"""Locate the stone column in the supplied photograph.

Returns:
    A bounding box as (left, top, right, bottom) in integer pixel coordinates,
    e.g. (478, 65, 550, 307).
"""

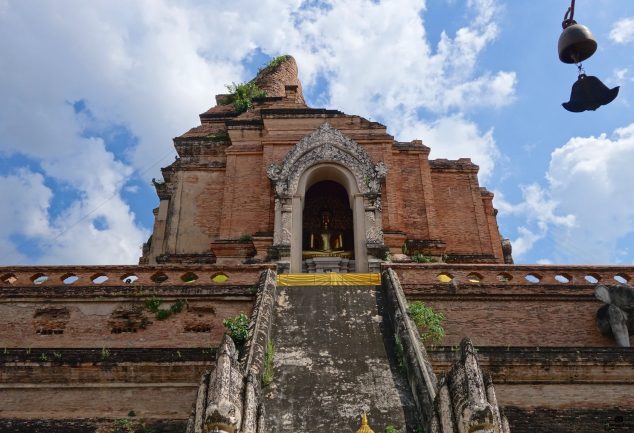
(290, 195, 303, 273)
(353, 194, 368, 272)
(273, 196, 292, 273)
(364, 194, 385, 273)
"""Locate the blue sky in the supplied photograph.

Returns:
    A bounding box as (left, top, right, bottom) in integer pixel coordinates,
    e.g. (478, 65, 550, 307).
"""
(1, 0, 633, 265)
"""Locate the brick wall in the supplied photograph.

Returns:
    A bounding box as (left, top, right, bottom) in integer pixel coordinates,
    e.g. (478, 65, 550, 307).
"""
(192, 169, 226, 239)
(0, 348, 216, 424)
(386, 151, 431, 239)
(389, 263, 634, 347)
(0, 265, 268, 424)
(147, 97, 505, 262)
(430, 167, 493, 256)
(0, 298, 252, 349)
(420, 299, 614, 347)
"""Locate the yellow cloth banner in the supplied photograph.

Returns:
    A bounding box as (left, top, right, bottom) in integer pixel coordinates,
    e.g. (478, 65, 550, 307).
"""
(277, 273, 381, 286)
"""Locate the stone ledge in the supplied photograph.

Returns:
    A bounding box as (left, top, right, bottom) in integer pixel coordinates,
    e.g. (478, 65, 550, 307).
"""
(428, 346, 634, 384)
(0, 284, 256, 299)
(0, 418, 186, 433)
(504, 407, 632, 433)
(0, 348, 218, 365)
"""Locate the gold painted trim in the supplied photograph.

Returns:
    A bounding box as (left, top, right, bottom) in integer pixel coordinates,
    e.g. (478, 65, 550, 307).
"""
(276, 273, 381, 286)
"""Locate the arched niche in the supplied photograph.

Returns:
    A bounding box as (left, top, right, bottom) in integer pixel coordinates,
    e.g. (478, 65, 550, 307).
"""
(292, 163, 366, 273)
(268, 123, 387, 273)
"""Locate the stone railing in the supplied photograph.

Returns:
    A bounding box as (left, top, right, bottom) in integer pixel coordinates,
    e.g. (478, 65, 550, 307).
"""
(382, 268, 437, 428)
(385, 263, 634, 287)
(0, 264, 275, 288)
(186, 269, 278, 433)
(382, 268, 511, 433)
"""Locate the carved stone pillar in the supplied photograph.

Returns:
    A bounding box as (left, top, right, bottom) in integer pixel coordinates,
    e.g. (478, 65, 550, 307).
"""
(186, 270, 277, 433)
(430, 338, 510, 433)
(185, 335, 244, 433)
(270, 197, 292, 272)
(595, 284, 634, 347)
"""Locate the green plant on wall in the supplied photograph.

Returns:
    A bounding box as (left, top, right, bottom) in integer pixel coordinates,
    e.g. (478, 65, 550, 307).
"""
(225, 82, 266, 113)
(407, 301, 445, 345)
(385, 425, 397, 433)
(144, 297, 161, 313)
(144, 297, 186, 321)
(238, 234, 253, 242)
(262, 339, 275, 386)
(111, 417, 156, 433)
(223, 312, 250, 350)
(257, 54, 290, 75)
(206, 131, 229, 141)
(100, 347, 111, 360)
(410, 252, 436, 263)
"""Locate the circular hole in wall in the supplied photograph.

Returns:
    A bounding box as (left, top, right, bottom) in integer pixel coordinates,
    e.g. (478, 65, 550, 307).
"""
(62, 274, 79, 285)
(466, 273, 483, 284)
(614, 274, 630, 285)
(211, 273, 229, 283)
(31, 273, 49, 285)
(525, 274, 541, 284)
(436, 272, 453, 283)
(151, 272, 169, 284)
(554, 274, 571, 283)
(121, 274, 139, 284)
(181, 272, 198, 283)
(91, 274, 109, 284)
(497, 272, 512, 282)
(1, 273, 17, 284)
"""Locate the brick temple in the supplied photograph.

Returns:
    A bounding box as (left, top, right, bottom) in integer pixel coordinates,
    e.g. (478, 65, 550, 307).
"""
(0, 56, 632, 433)
(140, 56, 510, 274)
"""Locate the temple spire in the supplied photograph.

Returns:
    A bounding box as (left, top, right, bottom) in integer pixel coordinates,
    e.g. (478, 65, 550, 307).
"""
(356, 413, 375, 433)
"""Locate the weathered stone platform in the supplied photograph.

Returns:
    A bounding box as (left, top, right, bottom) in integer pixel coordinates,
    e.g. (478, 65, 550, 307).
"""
(264, 284, 419, 432)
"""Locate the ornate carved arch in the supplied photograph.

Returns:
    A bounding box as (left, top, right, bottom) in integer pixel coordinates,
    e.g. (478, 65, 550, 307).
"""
(267, 123, 387, 198)
(267, 123, 387, 272)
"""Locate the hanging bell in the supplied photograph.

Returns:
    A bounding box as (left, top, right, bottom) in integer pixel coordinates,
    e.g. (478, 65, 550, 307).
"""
(558, 23, 598, 64)
(562, 74, 620, 112)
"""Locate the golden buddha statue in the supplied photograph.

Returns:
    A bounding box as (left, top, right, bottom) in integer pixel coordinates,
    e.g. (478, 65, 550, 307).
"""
(303, 208, 352, 259)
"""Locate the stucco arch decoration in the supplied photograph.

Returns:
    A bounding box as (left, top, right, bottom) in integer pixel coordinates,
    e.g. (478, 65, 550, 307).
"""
(267, 123, 387, 272)
(267, 123, 387, 200)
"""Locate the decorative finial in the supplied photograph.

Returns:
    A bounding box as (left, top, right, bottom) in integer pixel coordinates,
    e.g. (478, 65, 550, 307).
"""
(356, 412, 375, 433)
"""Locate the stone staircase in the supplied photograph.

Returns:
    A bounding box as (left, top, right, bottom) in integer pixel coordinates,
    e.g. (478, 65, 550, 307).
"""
(263, 284, 419, 433)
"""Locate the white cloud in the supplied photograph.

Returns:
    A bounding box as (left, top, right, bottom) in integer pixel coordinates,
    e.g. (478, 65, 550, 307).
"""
(397, 114, 500, 180)
(498, 123, 634, 263)
(512, 227, 544, 258)
(609, 17, 634, 44)
(278, 0, 512, 180)
(36, 193, 148, 265)
(0, 170, 51, 238)
(0, 162, 147, 265)
(495, 185, 575, 259)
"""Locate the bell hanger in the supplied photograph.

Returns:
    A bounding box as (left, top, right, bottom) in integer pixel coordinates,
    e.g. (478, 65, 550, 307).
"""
(557, 0, 619, 112)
